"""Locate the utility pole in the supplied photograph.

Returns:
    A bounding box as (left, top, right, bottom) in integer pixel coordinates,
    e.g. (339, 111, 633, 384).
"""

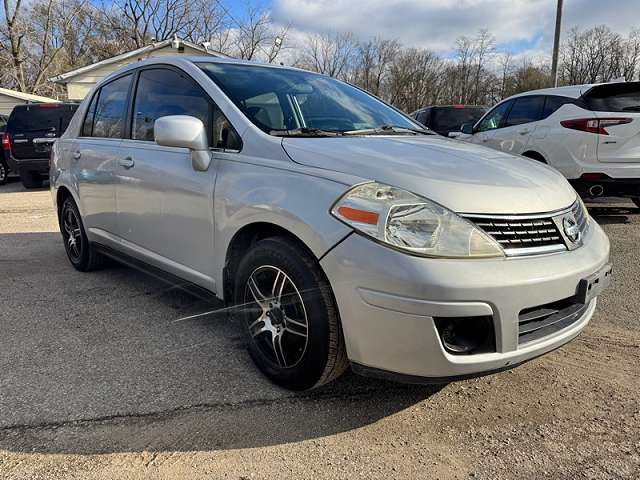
(551, 0, 564, 87)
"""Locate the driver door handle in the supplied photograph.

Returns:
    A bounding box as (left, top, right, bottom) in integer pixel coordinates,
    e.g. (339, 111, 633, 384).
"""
(518, 128, 531, 135)
(73, 150, 81, 160)
(119, 156, 135, 169)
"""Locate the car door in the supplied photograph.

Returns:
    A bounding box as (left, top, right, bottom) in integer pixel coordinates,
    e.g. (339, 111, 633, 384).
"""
(115, 66, 241, 289)
(464, 100, 513, 150)
(498, 95, 546, 154)
(72, 73, 133, 238)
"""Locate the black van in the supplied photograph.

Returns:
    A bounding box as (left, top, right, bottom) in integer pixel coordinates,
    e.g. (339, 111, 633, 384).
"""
(3, 103, 78, 188)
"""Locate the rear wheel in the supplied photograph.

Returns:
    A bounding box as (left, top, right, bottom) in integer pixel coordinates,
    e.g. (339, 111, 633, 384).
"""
(234, 237, 348, 390)
(0, 158, 7, 185)
(20, 170, 44, 189)
(59, 197, 105, 272)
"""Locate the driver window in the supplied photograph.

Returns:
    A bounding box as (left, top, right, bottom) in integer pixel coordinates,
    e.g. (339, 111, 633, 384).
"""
(476, 100, 512, 132)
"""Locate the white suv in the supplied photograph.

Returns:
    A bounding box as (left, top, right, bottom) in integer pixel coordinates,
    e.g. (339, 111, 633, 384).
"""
(458, 81, 640, 207)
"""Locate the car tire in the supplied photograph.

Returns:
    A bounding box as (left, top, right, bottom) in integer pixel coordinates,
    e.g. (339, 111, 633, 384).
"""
(59, 197, 105, 272)
(20, 170, 44, 189)
(633, 198, 640, 209)
(0, 158, 7, 185)
(234, 237, 348, 390)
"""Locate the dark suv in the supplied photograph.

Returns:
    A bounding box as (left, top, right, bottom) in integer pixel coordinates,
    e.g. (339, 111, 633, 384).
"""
(3, 103, 78, 188)
(0, 113, 9, 185)
(412, 105, 487, 137)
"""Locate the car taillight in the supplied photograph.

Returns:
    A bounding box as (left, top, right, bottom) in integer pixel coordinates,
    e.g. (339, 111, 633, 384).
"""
(1, 132, 10, 151)
(560, 118, 632, 135)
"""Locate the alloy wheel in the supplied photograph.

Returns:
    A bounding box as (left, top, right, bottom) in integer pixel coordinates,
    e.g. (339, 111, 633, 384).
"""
(244, 265, 309, 368)
(62, 205, 83, 261)
(0, 162, 5, 183)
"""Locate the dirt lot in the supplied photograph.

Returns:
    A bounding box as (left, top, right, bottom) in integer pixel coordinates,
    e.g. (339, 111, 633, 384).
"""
(0, 178, 638, 480)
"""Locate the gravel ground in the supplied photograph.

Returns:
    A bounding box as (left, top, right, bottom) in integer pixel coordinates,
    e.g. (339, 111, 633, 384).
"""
(0, 178, 638, 480)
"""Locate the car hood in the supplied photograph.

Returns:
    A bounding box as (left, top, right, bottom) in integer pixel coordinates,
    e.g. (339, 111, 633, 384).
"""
(281, 135, 576, 214)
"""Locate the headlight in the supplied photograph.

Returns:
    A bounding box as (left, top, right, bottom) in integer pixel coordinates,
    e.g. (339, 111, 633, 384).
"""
(331, 182, 504, 258)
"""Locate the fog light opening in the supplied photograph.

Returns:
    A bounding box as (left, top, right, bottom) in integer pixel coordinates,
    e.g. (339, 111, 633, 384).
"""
(433, 316, 495, 355)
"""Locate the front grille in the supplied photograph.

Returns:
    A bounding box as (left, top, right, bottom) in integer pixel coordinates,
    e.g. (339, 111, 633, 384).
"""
(518, 297, 588, 344)
(465, 201, 588, 256)
(465, 215, 564, 251)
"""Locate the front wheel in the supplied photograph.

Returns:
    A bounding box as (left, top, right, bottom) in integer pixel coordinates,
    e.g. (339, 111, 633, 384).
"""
(234, 237, 348, 390)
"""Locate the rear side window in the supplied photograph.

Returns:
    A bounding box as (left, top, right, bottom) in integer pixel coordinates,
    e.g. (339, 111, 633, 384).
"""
(82, 92, 100, 136)
(91, 74, 132, 138)
(505, 96, 545, 127)
(582, 82, 640, 112)
(542, 95, 573, 118)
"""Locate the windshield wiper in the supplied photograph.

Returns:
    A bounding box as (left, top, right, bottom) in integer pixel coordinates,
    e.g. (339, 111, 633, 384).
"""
(622, 105, 640, 112)
(343, 125, 434, 136)
(269, 127, 343, 137)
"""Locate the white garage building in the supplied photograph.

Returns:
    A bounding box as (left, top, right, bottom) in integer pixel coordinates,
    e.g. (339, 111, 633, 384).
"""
(49, 37, 226, 101)
(0, 88, 60, 115)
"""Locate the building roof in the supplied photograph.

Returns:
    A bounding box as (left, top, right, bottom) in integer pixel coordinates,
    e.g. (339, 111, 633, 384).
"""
(49, 38, 228, 84)
(0, 87, 60, 103)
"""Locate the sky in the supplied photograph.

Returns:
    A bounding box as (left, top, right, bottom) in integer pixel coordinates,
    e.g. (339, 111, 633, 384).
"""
(243, 0, 640, 61)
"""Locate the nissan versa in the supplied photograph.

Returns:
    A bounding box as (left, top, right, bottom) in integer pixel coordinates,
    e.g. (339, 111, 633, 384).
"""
(50, 57, 612, 390)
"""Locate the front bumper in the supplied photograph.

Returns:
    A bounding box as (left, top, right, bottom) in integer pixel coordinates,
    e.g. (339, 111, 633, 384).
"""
(320, 220, 610, 381)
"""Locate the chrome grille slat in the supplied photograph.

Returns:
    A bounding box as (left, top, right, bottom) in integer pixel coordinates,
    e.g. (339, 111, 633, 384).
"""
(467, 216, 564, 248)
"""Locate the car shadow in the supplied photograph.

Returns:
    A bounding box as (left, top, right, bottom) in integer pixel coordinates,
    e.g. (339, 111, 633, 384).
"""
(0, 175, 49, 192)
(587, 203, 639, 225)
(0, 232, 442, 455)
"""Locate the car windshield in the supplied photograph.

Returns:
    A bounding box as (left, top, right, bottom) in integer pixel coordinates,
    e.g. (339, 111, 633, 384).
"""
(198, 62, 420, 135)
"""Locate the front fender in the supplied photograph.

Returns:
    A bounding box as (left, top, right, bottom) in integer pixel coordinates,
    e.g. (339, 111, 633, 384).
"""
(212, 159, 354, 297)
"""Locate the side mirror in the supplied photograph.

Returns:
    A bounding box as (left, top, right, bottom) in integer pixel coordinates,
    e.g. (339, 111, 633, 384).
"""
(460, 123, 474, 135)
(448, 131, 462, 139)
(154, 115, 211, 171)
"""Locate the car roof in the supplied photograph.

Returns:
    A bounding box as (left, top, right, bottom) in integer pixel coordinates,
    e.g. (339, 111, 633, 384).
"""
(116, 55, 312, 76)
(506, 83, 608, 100)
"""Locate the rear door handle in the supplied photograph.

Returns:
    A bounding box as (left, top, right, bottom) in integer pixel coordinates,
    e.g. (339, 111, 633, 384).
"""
(119, 157, 135, 169)
(518, 129, 531, 135)
(73, 151, 81, 160)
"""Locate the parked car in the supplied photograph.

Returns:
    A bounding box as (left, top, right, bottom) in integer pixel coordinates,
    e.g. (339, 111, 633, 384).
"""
(411, 105, 487, 137)
(0, 113, 9, 185)
(51, 57, 611, 390)
(4, 103, 78, 188)
(457, 81, 640, 207)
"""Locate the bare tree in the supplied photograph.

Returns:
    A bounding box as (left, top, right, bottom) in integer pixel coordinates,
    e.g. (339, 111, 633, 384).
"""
(1, 0, 27, 91)
(295, 32, 357, 80)
(353, 37, 400, 96)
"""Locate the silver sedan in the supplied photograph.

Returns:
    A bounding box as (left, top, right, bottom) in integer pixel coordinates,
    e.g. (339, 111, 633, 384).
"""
(51, 57, 611, 390)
